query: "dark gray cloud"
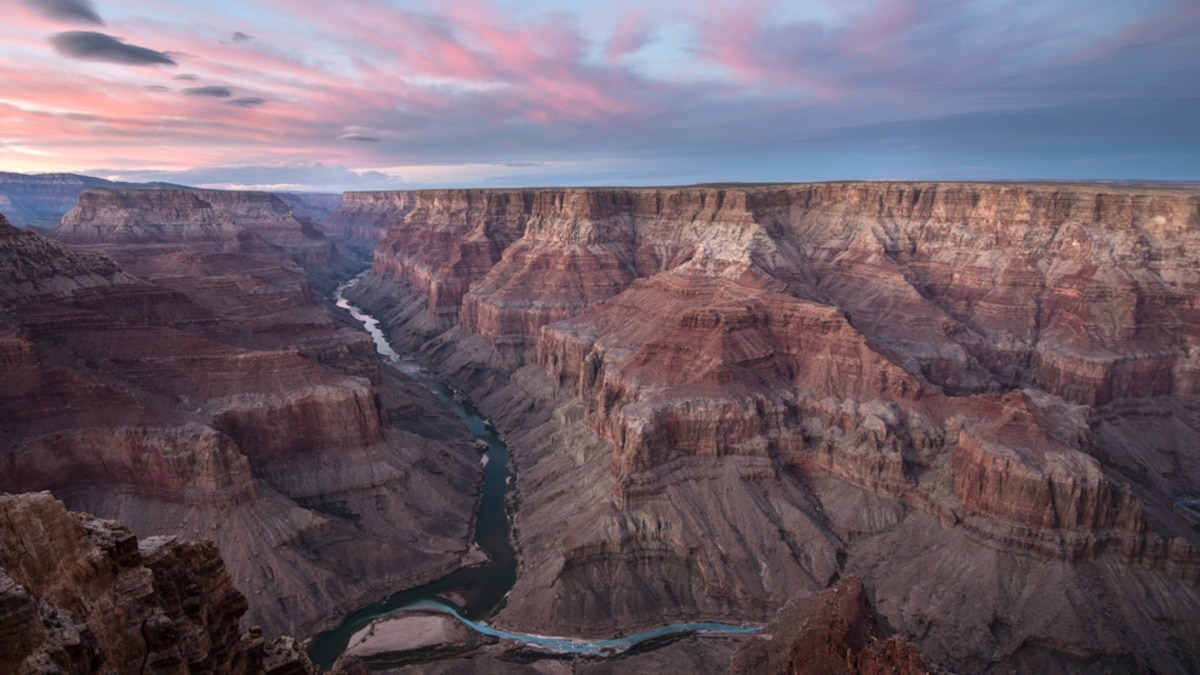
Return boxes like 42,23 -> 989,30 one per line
226,97 -> 266,108
173,73 -> 199,81
227,31 -> 253,43
143,85 -> 170,92
183,85 -> 233,98
50,31 -> 175,66
23,0 -> 103,25
339,133 -> 379,142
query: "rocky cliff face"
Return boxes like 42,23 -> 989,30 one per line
55,188 -> 363,293
730,577 -> 931,675
0,172 -> 185,229
59,188 -> 325,249
0,491 -> 326,675
0,211 -> 481,639
342,182 -> 1200,673
322,191 -> 414,252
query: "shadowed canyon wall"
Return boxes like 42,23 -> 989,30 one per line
339,182 -> 1200,673
0,207 -> 481,640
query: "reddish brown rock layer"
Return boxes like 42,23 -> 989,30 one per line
0,492 -> 335,675
0,492 -> 244,673
55,188 -> 365,293
730,577 -> 932,675
343,182 -> 1200,673
0,211 -> 480,639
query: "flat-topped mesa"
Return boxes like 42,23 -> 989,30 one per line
57,188 -> 329,252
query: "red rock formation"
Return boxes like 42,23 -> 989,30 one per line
0,492 -> 334,675
324,191 -> 413,251
0,171 -> 185,228
730,577 -> 932,675
344,182 -> 1200,673
0,211 -> 481,639
55,188 -> 365,293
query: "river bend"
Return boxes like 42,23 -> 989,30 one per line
308,276 -> 758,668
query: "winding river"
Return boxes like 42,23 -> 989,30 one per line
308,276 -> 758,668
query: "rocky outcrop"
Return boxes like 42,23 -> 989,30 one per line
0,491 -> 313,674
277,193 -> 344,230
730,577 -> 932,675
345,182 -> 1200,673
0,213 -> 136,303
0,211 -> 481,639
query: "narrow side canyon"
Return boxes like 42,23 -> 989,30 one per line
0,200 -> 481,641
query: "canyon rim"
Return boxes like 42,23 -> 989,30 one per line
2,179 -> 1199,673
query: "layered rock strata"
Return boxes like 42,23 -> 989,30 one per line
0,171 -> 185,229
56,188 -> 363,292
340,182 -> 1200,673
321,191 -> 415,253
730,577 -> 931,675
0,211 -> 480,638
0,491 -> 324,675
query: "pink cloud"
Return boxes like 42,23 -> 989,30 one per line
1067,0 -> 1200,65
605,9 -> 652,62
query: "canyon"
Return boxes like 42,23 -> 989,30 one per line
2,179 -> 1200,673
0,197 -> 482,644
339,182 -> 1200,673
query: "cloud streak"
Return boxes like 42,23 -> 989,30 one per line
1,0 -> 1194,188
22,0 -> 103,25
50,31 -> 176,65
184,85 -> 234,98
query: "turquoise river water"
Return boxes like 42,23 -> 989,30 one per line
307,276 -> 758,668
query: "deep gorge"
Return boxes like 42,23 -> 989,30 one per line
3,180 -> 1200,673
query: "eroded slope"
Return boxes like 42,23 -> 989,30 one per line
0,211 -> 480,638
340,182 -> 1200,673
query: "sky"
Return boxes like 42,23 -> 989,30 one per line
0,0 -> 1197,191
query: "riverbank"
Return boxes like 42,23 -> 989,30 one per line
309,276 -> 760,670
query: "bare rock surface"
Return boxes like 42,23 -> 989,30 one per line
730,577 -> 931,675
0,211 -> 481,639
339,182 -> 1200,673
0,491 -> 325,674
55,188 -> 363,292
0,171 -> 186,229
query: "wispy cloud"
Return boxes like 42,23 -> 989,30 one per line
21,0 -> 103,25
50,31 -> 175,66
183,85 -> 234,98
0,0 -> 1194,186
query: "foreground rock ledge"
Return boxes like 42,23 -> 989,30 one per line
0,491 -> 334,675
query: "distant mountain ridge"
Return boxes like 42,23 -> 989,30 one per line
0,171 -> 190,228
0,171 -> 343,232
